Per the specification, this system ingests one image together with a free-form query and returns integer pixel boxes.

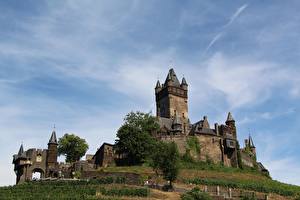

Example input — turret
[181,77,188,90]
[17,144,24,157]
[13,144,31,184]
[155,80,162,93]
[248,135,256,157]
[47,129,58,177]
[225,112,237,139]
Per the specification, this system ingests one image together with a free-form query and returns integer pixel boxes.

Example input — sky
[0,0,300,186]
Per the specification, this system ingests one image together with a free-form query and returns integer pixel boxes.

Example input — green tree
[58,133,89,163]
[114,111,160,165]
[151,141,180,189]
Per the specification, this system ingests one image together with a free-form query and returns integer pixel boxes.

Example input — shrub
[181,187,212,200]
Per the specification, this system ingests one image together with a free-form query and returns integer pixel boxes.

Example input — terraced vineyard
[0,179,149,200]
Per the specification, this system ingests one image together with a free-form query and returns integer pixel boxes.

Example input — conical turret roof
[249,135,255,148]
[18,144,24,156]
[48,130,58,145]
[226,112,235,122]
[155,80,161,88]
[181,77,188,85]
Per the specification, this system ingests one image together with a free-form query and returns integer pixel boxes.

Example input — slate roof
[181,77,188,85]
[226,112,235,122]
[164,68,181,86]
[48,130,58,145]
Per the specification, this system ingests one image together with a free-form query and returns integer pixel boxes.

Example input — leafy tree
[58,133,89,163]
[181,187,212,200]
[114,111,160,165]
[150,141,180,188]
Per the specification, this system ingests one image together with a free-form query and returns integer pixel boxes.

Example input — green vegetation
[179,159,267,177]
[99,187,149,197]
[186,177,300,197]
[181,187,212,200]
[241,196,257,200]
[182,136,201,162]
[58,133,89,162]
[0,180,148,200]
[150,141,180,188]
[114,111,160,165]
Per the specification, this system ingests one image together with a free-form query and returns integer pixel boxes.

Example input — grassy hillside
[1,163,299,200]
[99,162,300,198]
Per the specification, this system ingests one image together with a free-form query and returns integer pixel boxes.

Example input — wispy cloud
[204,4,249,54]
[226,4,248,27]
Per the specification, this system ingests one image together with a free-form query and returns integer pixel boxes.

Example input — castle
[12,68,268,185]
[154,69,267,170]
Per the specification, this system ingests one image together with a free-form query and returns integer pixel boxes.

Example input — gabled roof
[164,68,181,86]
[48,130,58,145]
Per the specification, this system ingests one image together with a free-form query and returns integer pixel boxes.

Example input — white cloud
[226,4,249,27]
[204,4,249,53]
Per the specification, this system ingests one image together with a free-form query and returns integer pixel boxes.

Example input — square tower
[155,68,189,133]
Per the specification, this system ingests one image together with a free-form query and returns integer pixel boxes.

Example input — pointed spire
[155,80,161,88]
[164,68,181,86]
[226,112,235,122]
[181,77,188,86]
[48,128,58,145]
[249,135,255,148]
[18,144,24,156]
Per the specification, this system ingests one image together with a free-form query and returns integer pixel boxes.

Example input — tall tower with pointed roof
[155,68,189,134]
[225,112,237,139]
[46,129,58,176]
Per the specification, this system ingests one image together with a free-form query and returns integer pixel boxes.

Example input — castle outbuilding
[12,130,59,184]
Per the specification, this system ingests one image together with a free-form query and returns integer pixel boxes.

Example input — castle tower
[12,144,32,184]
[46,129,58,177]
[248,135,256,158]
[155,68,189,134]
[225,112,237,139]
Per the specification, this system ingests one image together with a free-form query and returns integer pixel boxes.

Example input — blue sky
[1,0,300,186]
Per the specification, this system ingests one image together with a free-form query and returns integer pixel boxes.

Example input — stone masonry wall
[196,135,223,164]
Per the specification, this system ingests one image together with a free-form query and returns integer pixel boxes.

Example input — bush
[181,187,212,200]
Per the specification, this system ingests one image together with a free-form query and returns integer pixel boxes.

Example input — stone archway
[32,168,44,180]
